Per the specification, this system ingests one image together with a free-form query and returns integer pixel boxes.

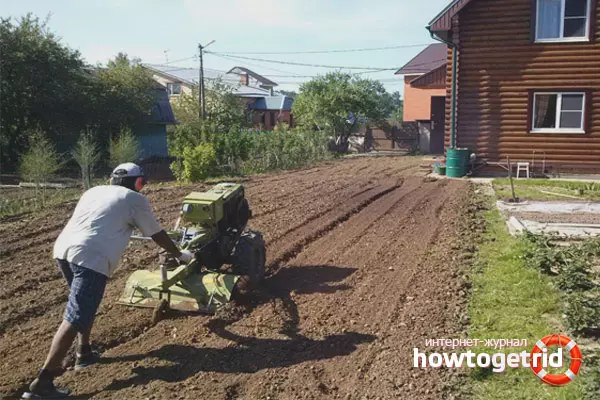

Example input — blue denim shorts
[57,259,107,333]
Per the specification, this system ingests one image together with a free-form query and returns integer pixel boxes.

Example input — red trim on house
[530,0,537,43]
[591,0,598,43]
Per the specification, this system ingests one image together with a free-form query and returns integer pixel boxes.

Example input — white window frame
[531,92,586,134]
[535,0,592,43]
[167,82,182,96]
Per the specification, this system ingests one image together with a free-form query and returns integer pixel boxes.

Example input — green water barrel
[446,148,471,178]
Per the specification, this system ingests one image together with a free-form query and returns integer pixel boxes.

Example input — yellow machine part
[117,268,240,314]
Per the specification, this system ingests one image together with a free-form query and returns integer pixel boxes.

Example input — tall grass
[171,125,332,180]
[236,129,331,174]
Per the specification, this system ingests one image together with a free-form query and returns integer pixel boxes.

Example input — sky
[2,0,451,94]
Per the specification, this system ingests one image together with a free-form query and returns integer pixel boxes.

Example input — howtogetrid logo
[414,334,582,386]
[531,335,582,386]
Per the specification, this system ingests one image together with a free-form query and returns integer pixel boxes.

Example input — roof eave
[143,65,196,86]
[428,0,460,26]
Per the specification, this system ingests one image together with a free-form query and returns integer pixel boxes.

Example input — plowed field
[0,156,478,400]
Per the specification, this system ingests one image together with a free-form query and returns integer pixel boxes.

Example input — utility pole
[198,40,215,121]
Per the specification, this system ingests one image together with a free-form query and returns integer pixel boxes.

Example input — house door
[430,96,446,154]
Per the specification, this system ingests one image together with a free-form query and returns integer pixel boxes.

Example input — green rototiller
[117,183,266,322]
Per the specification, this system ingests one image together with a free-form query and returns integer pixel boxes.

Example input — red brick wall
[252,110,293,130]
[403,75,446,122]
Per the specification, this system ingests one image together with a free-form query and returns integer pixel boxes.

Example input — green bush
[19,130,62,205]
[213,127,254,174]
[564,291,600,333]
[109,127,140,168]
[241,128,331,173]
[169,123,331,181]
[180,143,216,182]
[521,234,600,334]
[72,129,102,190]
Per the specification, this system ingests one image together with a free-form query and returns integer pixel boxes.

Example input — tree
[19,130,62,204]
[279,90,298,99]
[0,14,87,171]
[169,79,250,178]
[96,53,156,135]
[72,129,102,190]
[109,127,141,168]
[292,72,390,152]
[0,15,156,172]
[383,91,404,123]
[170,79,249,135]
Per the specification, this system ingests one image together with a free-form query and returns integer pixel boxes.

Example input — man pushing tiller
[22,163,194,399]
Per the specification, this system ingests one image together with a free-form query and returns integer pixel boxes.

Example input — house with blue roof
[144,64,294,130]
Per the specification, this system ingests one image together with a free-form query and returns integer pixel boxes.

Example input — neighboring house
[252,96,294,130]
[137,86,177,158]
[85,68,176,159]
[395,44,448,154]
[429,0,600,173]
[144,64,293,130]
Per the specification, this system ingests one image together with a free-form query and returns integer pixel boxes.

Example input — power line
[163,55,197,65]
[212,43,431,55]
[207,52,306,77]
[205,51,400,71]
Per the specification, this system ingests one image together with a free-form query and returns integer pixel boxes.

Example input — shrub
[109,127,140,167]
[72,129,102,190]
[19,130,62,205]
[169,123,331,181]
[521,234,600,334]
[242,128,331,173]
[563,291,600,333]
[213,127,254,174]
[180,143,216,182]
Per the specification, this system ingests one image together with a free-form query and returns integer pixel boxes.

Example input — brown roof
[395,43,447,75]
[428,0,474,34]
[409,64,447,89]
[227,66,278,87]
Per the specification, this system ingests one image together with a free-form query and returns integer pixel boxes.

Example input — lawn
[492,179,600,201]
[467,204,595,399]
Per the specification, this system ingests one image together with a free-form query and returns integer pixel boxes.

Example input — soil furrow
[0,156,477,400]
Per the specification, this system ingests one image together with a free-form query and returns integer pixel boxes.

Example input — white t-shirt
[53,185,162,277]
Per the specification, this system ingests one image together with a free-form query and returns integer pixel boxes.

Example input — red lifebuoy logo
[530,335,582,386]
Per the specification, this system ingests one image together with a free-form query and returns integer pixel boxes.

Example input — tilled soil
[0,157,477,400]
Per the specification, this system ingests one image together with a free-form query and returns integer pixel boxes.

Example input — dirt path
[0,157,477,399]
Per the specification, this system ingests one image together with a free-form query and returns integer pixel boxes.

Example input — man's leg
[42,321,79,371]
[24,263,106,398]
[78,329,91,349]
[74,325,97,370]
[41,259,78,371]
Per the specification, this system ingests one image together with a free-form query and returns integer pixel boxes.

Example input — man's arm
[132,194,193,263]
[151,230,181,258]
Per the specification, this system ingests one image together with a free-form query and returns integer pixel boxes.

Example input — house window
[536,0,591,42]
[532,92,586,133]
[167,83,181,96]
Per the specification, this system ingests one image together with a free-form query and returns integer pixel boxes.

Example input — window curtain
[537,0,562,39]
[534,95,557,128]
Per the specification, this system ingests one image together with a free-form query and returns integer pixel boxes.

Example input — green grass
[0,187,82,219]
[468,205,587,399]
[492,179,600,201]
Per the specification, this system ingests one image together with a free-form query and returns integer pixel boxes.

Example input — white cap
[111,162,145,178]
